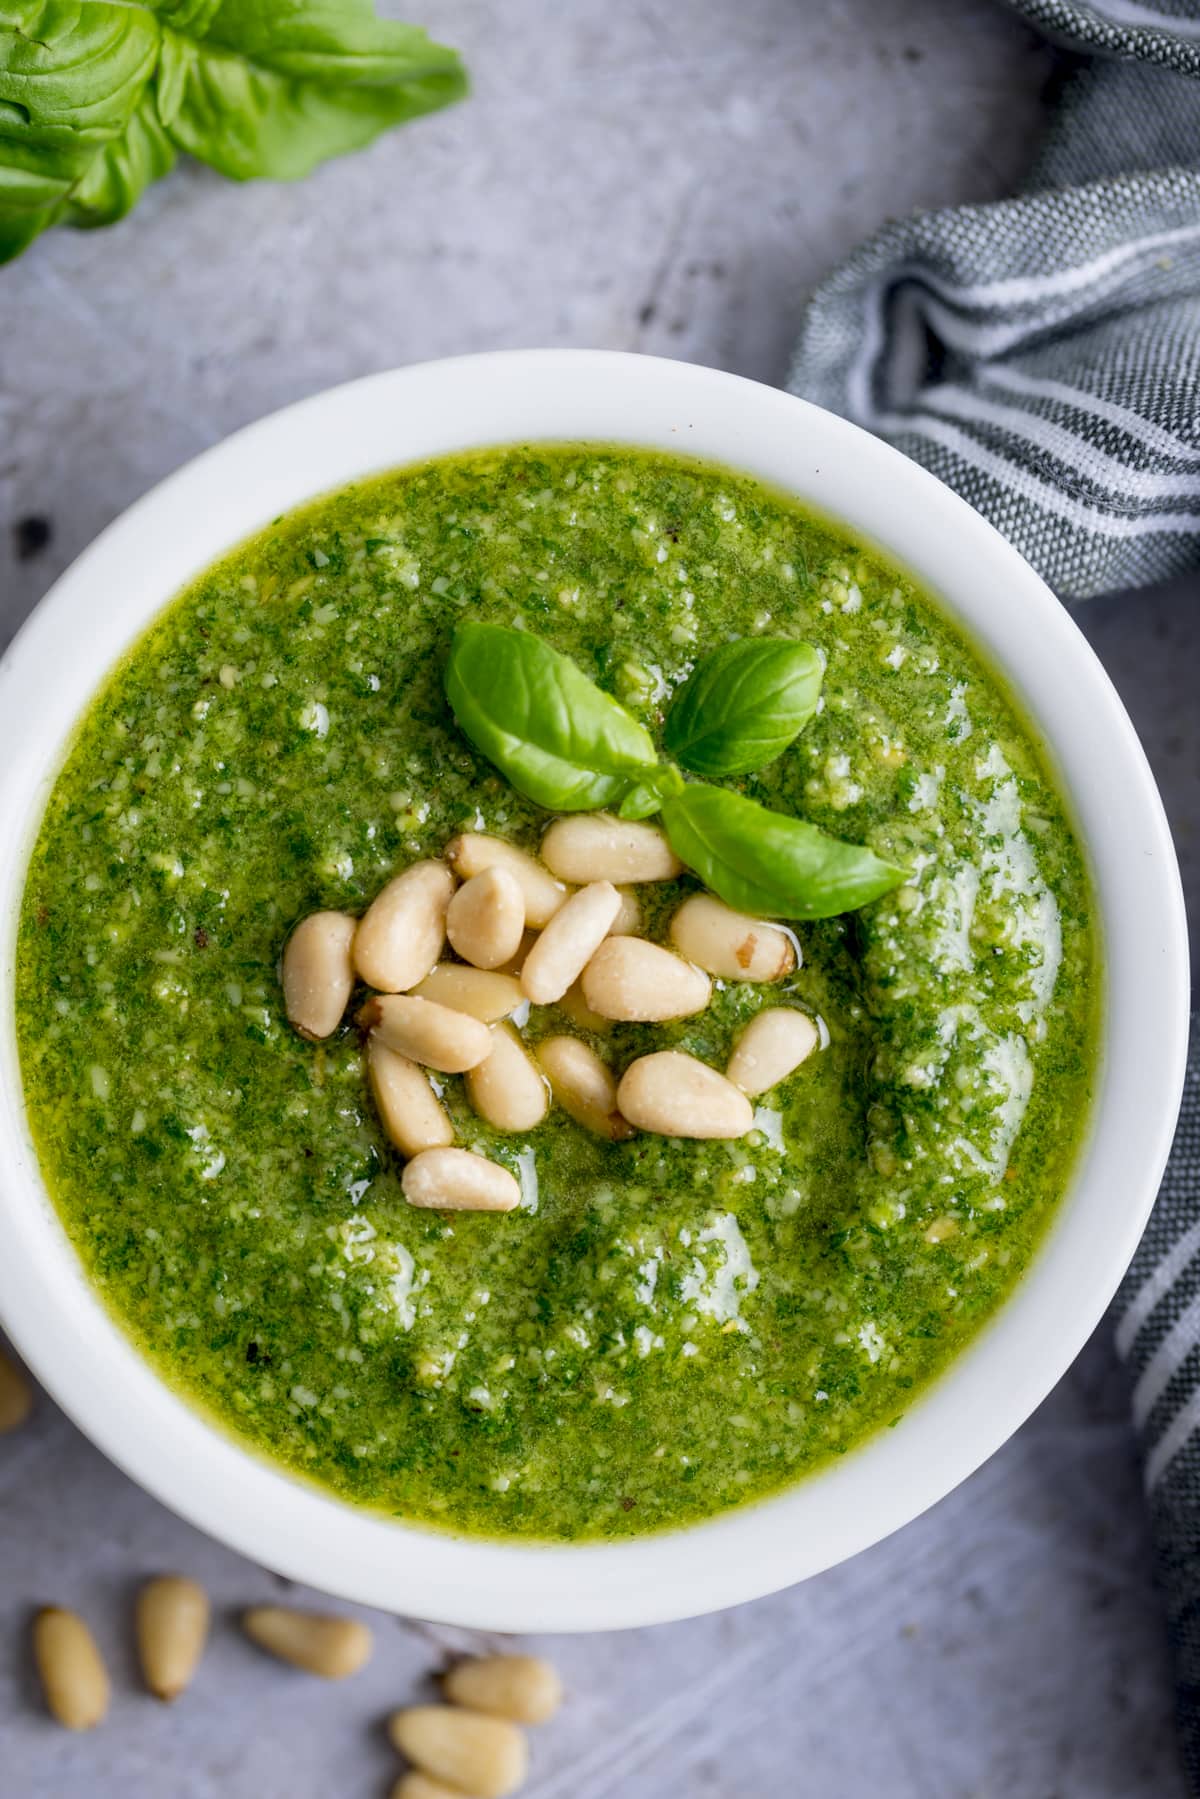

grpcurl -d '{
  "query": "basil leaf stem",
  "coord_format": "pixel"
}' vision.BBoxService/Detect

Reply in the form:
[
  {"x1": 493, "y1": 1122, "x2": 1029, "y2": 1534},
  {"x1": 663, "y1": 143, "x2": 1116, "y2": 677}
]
[
  {"x1": 617, "y1": 765, "x2": 685, "y2": 821},
  {"x1": 664, "y1": 638, "x2": 823, "y2": 777}
]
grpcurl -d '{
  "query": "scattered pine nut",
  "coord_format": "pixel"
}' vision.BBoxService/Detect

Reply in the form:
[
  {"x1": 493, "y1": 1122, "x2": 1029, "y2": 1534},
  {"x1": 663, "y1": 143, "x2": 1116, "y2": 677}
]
[
  {"x1": 447, "y1": 866, "x2": 527, "y2": 970},
  {"x1": 535, "y1": 1037, "x2": 634, "y2": 1141},
  {"x1": 241, "y1": 1607, "x2": 372, "y2": 1679},
  {"x1": 446, "y1": 834, "x2": 568, "y2": 928},
  {"x1": 444, "y1": 1654, "x2": 564, "y2": 1725},
  {"x1": 521, "y1": 881, "x2": 622, "y2": 1006},
  {"x1": 392, "y1": 1775, "x2": 468, "y2": 1799},
  {"x1": 581, "y1": 938, "x2": 710, "y2": 1021},
  {"x1": 402, "y1": 1147, "x2": 522, "y2": 1212},
  {"x1": 367, "y1": 1037, "x2": 455, "y2": 1157},
  {"x1": 389, "y1": 1705, "x2": 529, "y2": 1799},
  {"x1": 541, "y1": 814, "x2": 683, "y2": 884},
  {"x1": 362, "y1": 994, "x2": 492, "y2": 1074},
  {"x1": 354, "y1": 861, "x2": 454, "y2": 993},
  {"x1": 136, "y1": 1575, "x2": 210, "y2": 1702},
  {"x1": 726, "y1": 1008, "x2": 819, "y2": 1096},
  {"x1": 669, "y1": 894, "x2": 795, "y2": 982},
  {"x1": 33, "y1": 1607, "x2": 110, "y2": 1730},
  {"x1": 924, "y1": 1215, "x2": 959, "y2": 1244},
  {"x1": 413, "y1": 963, "x2": 524, "y2": 1023},
  {"x1": 617, "y1": 1051, "x2": 754, "y2": 1139},
  {"x1": 466, "y1": 1023, "x2": 550, "y2": 1132},
  {"x1": 282, "y1": 911, "x2": 358, "y2": 1040},
  {"x1": 0, "y1": 1344, "x2": 33, "y2": 1433}
]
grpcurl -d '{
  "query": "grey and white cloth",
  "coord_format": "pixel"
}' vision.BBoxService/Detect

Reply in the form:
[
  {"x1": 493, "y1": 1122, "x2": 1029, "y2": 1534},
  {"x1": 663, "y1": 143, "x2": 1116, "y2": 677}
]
[
  {"x1": 788, "y1": 2, "x2": 1200, "y2": 1786},
  {"x1": 791, "y1": 7, "x2": 1200, "y2": 603}
]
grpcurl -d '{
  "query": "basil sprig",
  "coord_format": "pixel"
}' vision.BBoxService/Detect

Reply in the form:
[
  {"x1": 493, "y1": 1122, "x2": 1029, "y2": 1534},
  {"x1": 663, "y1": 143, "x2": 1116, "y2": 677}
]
[
  {"x1": 664, "y1": 638, "x2": 823, "y2": 777},
  {"x1": 0, "y1": 0, "x2": 465, "y2": 263},
  {"x1": 444, "y1": 623, "x2": 906, "y2": 920},
  {"x1": 445, "y1": 622, "x2": 658, "y2": 812}
]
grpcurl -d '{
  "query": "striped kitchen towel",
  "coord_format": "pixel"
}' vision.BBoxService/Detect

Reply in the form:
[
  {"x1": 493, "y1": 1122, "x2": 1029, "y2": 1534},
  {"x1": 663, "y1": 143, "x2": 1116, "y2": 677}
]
[
  {"x1": 1116, "y1": 1033, "x2": 1200, "y2": 1769},
  {"x1": 789, "y1": 8, "x2": 1200, "y2": 603},
  {"x1": 788, "y1": 1, "x2": 1200, "y2": 1786}
]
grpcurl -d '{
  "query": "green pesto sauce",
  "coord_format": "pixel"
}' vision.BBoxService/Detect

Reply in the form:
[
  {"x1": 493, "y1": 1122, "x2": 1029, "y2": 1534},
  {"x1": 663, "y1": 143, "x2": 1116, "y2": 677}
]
[{"x1": 16, "y1": 446, "x2": 1097, "y2": 1541}]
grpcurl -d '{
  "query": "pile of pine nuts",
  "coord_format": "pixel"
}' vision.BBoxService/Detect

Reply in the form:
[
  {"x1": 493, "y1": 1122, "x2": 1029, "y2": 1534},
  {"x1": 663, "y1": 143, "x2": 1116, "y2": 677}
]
[
  {"x1": 25, "y1": 1540, "x2": 561, "y2": 1799},
  {"x1": 282, "y1": 813, "x2": 820, "y2": 1212}
]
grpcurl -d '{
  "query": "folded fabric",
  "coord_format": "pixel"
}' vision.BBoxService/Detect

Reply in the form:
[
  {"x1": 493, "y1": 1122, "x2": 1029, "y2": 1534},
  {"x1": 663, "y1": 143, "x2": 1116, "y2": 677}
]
[
  {"x1": 1115, "y1": 1033, "x2": 1200, "y2": 1788},
  {"x1": 790, "y1": 13, "x2": 1200, "y2": 603},
  {"x1": 789, "y1": 2, "x2": 1200, "y2": 1787}
]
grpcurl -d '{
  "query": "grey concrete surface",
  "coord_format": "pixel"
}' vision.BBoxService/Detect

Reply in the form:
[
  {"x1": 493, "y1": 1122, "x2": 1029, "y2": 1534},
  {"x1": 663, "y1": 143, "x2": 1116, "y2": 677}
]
[{"x1": 0, "y1": 1, "x2": 1194, "y2": 1794}]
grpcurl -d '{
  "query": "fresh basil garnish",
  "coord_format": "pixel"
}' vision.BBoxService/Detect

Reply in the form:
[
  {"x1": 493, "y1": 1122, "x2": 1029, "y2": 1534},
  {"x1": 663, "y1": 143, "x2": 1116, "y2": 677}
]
[
  {"x1": 664, "y1": 638, "x2": 824, "y2": 777},
  {"x1": 445, "y1": 623, "x2": 658, "y2": 812},
  {"x1": 0, "y1": 0, "x2": 465, "y2": 263},
  {"x1": 660, "y1": 784, "x2": 906, "y2": 920},
  {"x1": 444, "y1": 622, "x2": 905, "y2": 919}
]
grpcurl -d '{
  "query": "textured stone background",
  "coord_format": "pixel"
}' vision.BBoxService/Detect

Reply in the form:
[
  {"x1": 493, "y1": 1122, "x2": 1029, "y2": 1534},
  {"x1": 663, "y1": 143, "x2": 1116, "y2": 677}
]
[{"x1": 1, "y1": 1, "x2": 1195, "y2": 1793}]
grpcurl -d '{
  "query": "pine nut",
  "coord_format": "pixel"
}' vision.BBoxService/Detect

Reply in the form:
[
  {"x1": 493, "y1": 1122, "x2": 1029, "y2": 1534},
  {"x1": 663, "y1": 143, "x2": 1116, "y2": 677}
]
[
  {"x1": 447, "y1": 867, "x2": 527, "y2": 970},
  {"x1": 521, "y1": 881, "x2": 622, "y2": 1005},
  {"x1": 617, "y1": 1051, "x2": 754, "y2": 1138},
  {"x1": 535, "y1": 1036, "x2": 634, "y2": 1141},
  {"x1": 362, "y1": 994, "x2": 492, "y2": 1073},
  {"x1": 354, "y1": 861, "x2": 454, "y2": 993},
  {"x1": 444, "y1": 1654, "x2": 563, "y2": 1725},
  {"x1": 611, "y1": 887, "x2": 641, "y2": 934},
  {"x1": 242, "y1": 1606, "x2": 372, "y2": 1679},
  {"x1": 446, "y1": 833, "x2": 568, "y2": 927},
  {"x1": 541, "y1": 814, "x2": 683, "y2": 883},
  {"x1": 669, "y1": 894, "x2": 796, "y2": 982},
  {"x1": 402, "y1": 1147, "x2": 522, "y2": 1212},
  {"x1": 0, "y1": 1344, "x2": 33, "y2": 1433},
  {"x1": 392, "y1": 1776, "x2": 466, "y2": 1799},
  {"x1": 727, "y1": 1008, "x2": 819, "y2": 1096},
  {"x1": 557, "y1": 978, "x2": 613, "y2": 1035},
  {"x1": 136, "y1": 1575, "x2": 210, "y2": 1702},
  {"x1": 33, "y1": 1607, "x2": 109, "y2": 1730},
  {"x1": 389, "y1": 1706, "x2": 529, "y2": 1799},
  {"x1": 368, "y1": 1037, "x2": 455, "y2": 1157},
  {"x1": 282, "y1": 911, "x2": 357, "y2": 1040},
  {"x1": 466, "y1": 1023, "x2": 549, "y2": 1131},
  {"x1": 581, "y1": 938, "x2": 710, "y2": 1021},
  {"x1": 413, "y1": 963, "x2": 523, "y2": 1023}
]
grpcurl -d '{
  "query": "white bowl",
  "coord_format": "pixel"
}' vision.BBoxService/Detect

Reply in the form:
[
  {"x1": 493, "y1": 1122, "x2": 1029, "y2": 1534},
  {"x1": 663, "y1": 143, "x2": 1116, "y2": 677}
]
[{"x1": 0, "y1": 352, "x2": 1188, "y2": 1632}]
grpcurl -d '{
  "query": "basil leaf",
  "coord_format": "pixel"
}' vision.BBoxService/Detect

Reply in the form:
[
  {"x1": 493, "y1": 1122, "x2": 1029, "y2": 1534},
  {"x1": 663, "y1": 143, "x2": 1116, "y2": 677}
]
[
  {"x1": 661, "y1": 784, "x2": 906, "y2": 920},
  {"x1": 153, "y1": 1, "x2": 224, "y2": 34},
  {"x1": 617, "y1": 765, "x2": 685, "y2": 821},
  {"x1": 0, "y1": 0, "x2": 464, "y2": 262},
  {"x1": 158, "y1": 1, "x2": 464, "y2": 182},
  {"x1": 664, "y1": 638, "x2": 824, "y2": 777},
  {"x1": 445, "y1": 623, "x2": 659, "y2": 813},
  {"x1": 0, "y1": 1, "x2": 161, "y2": 261},
  {"x1": 64, "y1": 91, "x2": 176, "y2": 228},
  {"x1": 197, "y1": 0, "x2": 451, "y2": 81}
]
